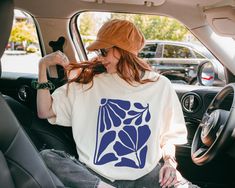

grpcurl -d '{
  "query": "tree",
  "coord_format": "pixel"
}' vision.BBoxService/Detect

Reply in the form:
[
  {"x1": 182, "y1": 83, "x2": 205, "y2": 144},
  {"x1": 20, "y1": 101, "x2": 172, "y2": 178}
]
[
  {"x1": 79, "y1": 13, "x2": 99, "y2": 46},
  {"x1": 110, "y1": 13, "x2": 189, "y2": 41},
  {"x1": 9, "y1": 21, "x2": 37, "y2": 44},
  {"x1": 79, "y1": 13, "x2": 95, "y2": 36}
]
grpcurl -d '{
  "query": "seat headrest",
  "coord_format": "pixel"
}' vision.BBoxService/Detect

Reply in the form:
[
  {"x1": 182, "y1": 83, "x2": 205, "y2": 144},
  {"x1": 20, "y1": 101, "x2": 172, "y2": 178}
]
[{"x1": 0, "y1": 0, "x2": 14, "y2": 58}]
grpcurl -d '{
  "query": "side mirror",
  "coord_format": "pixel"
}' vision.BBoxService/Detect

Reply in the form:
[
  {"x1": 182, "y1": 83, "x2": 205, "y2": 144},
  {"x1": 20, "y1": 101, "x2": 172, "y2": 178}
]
[{"x1": 197, "y1": 60, "x2": 226, "y2": 86}]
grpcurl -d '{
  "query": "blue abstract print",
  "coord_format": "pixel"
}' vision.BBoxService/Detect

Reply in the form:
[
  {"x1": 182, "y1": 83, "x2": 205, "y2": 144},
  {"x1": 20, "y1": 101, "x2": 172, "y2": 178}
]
[{"x1": 93, "y1": 99, "x2": 151, "y2": 169}]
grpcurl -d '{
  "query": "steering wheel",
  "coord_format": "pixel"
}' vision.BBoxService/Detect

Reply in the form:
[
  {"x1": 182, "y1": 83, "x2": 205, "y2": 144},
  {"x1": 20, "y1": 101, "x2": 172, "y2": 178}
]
[{"x1": 191, "y1": 83, "x2": 235, "y2": 165}]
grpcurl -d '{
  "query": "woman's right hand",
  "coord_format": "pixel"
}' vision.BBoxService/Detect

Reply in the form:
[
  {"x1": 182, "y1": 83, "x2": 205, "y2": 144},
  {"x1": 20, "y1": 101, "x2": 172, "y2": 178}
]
[
  {"x1": 37, "y1": 51, "x2": 69, "y2": 119},
  {"x1": 39, "y1": 51, "x2": 70, "y2": 68}
]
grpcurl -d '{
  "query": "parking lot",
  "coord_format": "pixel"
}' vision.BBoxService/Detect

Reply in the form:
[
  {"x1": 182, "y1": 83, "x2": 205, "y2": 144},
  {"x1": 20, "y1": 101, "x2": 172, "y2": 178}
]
[{"x1": 1, "y1": 51, "x2": 41, "y2": 74}]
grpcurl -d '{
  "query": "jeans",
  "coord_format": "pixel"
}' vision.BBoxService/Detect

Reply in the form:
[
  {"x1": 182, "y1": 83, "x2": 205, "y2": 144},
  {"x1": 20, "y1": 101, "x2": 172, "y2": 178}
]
[{"x1": 40, "y1": 149, "x2": 200, "y2": 188}]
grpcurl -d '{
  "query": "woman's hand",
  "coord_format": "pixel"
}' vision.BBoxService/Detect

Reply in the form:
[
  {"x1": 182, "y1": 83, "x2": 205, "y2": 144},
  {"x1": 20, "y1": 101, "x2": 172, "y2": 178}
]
[
  {"x1": 37, "y1": 51, "x2": 69, "y2": 119},
  {"x1": 39, "y1": 51, "x2": 70, "y2": 68},
  {"x1": 159, "y1": 161, "x2": 183, "y2": 188}
]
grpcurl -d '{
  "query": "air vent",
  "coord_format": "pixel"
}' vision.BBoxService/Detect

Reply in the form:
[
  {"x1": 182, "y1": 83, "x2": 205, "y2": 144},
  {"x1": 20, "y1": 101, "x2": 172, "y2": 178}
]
[{"x1": 181, "y1": 92, "x2": 202, "y2": 113}]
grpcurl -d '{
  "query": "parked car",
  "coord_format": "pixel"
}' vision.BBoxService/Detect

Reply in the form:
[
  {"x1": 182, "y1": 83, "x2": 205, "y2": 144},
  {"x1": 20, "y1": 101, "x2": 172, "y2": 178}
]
[
  {"x1": 1, "y1": 0, "x2": 235, "y2": 188},
  {"x1": 138, "y1": 40, "x2": 226, "y2": 85}
]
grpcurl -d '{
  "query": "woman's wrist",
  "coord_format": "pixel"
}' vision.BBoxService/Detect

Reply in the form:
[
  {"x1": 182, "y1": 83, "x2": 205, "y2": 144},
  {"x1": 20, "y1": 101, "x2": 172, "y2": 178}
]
[
  {"x1": 163, "y1": 155, "x2": 177, "y2": 168},
  {"x1": 38, "y1": 62, "x2": 48, "y2": 83}
]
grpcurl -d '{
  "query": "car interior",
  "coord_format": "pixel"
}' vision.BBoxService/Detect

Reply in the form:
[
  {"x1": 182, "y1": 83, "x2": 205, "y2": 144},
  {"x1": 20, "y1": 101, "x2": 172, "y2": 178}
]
[{"x1": 1, "y1": 0, "x2": 235, "y2": 187}]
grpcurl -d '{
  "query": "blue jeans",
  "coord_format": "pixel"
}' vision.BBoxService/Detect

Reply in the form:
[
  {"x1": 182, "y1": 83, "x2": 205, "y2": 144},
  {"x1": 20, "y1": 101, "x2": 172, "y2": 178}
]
[{"x1": 40, "y1": 149, "x2": 199, "y2": 188}]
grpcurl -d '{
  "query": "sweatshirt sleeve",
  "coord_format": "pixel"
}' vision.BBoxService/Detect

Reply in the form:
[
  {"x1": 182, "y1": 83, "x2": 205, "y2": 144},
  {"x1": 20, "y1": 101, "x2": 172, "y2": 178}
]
[
  {"x1": 47, "y1": 84, "x2": 73, "y2": 127},
  {"x1": 160, "y1": 79, "x2": 188, "y2": 149}
]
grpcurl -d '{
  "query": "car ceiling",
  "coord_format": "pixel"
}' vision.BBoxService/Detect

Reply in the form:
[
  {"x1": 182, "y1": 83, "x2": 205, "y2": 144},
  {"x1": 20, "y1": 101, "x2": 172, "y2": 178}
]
[
  {"x1": 14, "y1": 0, "x2": 235, "y2": 74},
  {"x1": 14, "y1": 0, "x2": 231, "y2": 28}
]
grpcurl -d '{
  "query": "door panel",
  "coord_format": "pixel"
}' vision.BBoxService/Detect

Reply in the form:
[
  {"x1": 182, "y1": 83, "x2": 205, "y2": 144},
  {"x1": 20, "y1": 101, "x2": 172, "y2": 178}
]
[{"x1": 0, "y1": 72, "x2": 38, "y2": 111}]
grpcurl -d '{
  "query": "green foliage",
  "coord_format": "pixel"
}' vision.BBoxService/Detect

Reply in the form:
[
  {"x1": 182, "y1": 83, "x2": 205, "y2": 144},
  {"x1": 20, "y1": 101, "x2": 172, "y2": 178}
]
[
  {"x1": 79, "y1": 13, "x2": 95, "y2": 36},
  {"x1": 110, "y1": 13, "x2": 189, "y2": 41},
  {"x1": 78, "y1": 12, "x2": 194, "y2": 47},
  {"x1": 26, "y1": 45, "x2": 38, "y2": 53},
  {"x1": 9, "y1": 21, "x2": 37, "y2": 44}
]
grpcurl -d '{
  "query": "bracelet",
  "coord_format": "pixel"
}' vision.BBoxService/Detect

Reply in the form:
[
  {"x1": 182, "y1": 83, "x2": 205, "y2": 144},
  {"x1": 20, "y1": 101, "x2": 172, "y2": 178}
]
[{"x1": 31, "y1": 80, "x2": 55, "y2": 90}]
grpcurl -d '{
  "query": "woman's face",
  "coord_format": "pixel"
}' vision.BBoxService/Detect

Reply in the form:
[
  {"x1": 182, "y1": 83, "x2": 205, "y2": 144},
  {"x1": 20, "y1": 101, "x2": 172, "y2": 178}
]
[{"x1": 99, "y1": 47, "x2": 121, "y2": 74}]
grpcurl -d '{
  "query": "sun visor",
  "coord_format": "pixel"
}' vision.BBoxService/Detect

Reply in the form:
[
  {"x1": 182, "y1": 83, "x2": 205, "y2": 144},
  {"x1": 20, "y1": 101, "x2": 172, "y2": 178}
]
[
  {"x1": 80, "y1": 0, "x2": 166, "y2": 7},
  {"x1": 204, "y1": 6, "x2": 235, "y2": 37}
]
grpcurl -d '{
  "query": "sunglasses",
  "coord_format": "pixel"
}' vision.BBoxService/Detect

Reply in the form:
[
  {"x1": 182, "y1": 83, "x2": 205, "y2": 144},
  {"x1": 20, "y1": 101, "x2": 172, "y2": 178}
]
[{"x1": 96, "y1": 48, "x2": 109, "y2": 57}]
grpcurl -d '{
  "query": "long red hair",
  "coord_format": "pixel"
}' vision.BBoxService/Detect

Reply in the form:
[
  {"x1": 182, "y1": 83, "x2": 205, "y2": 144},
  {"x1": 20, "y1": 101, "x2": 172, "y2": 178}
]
[{"x1": 66, "y1": 47, "x2": 156, "y2": 87}]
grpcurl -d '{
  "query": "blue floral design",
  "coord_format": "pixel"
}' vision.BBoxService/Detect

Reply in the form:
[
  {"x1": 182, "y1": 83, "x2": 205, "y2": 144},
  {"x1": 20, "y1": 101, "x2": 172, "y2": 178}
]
[
  {"x1": 99, "y1": 99, "x2": 131, "y2": 132},
  {"x1": 123, "y1": 103, "x2": 151, "y2": 125},
  {"x1": 113, "y1": 125, "x2": 150, "y2": 168},
  {"x1": 94, "y1": 98, "x2": 151, "y2": 168}
]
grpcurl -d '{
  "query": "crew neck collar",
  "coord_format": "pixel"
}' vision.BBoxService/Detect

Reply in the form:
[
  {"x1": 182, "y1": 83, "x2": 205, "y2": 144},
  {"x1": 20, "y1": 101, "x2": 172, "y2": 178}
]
[{"x1": 109, "y1": 71, "x2": 150, "y2": 90}]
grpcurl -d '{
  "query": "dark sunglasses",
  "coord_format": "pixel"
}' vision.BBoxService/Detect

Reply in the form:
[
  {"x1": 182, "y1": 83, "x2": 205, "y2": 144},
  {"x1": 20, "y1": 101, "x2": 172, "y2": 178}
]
[{"x1": 96, "y1": 48, "x2": 109, "y2": 57}]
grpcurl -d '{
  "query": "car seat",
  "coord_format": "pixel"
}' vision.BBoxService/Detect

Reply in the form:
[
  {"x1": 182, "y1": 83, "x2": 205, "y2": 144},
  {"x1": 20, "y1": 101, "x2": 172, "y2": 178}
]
[{"x1": 0, "y1": 0, "x2": 63, "y2": 187}]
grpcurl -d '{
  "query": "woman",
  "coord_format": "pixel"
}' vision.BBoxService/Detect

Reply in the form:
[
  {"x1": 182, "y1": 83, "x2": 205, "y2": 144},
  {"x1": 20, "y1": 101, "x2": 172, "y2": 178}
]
[{"x1": 37, "y1": 19, "x2": 198, "y2": 188}]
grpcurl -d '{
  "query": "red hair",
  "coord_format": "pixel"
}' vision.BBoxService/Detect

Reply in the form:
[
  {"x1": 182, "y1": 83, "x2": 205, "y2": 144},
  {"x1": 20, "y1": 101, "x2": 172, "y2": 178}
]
[{"x1": 66, "y1": 47, "x2": 156, "y2": 87}]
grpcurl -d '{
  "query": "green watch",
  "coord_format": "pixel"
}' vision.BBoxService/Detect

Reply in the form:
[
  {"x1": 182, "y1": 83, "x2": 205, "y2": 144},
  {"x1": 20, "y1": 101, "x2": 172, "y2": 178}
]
[{"x1": 31, "y1": 80, "x2": 55, "y2": 90}]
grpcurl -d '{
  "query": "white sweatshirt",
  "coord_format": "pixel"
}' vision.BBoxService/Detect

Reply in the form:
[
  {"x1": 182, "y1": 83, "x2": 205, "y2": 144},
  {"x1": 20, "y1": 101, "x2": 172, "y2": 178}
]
[{"x1": 48, "y1": 71, "x2": 187, "y2": 181}]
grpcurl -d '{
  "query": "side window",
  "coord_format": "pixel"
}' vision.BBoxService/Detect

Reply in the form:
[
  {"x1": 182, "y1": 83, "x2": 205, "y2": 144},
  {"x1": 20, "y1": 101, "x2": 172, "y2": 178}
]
[
  {"x1": 163, "y1": 45, "x2": 193, "y2": 58},
  {"x1": 2, "y1": 10, "x2": 41, "y2": 76},
  {"x1": 138, "y1": 44, "x2": 157, "y2": 58},
  {"x1": 163, "y1": 45, "x2": 175, "y2": 58},
  {"x1": 74, "y1": 12, "x2": 226, "y2": 87}
]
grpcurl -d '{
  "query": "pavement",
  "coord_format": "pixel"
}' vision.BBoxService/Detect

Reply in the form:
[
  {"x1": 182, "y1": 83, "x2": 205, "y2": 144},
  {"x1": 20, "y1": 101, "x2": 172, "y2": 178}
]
[{"x1": 1, "y1": 51, "x2": 41, "y2": 74}]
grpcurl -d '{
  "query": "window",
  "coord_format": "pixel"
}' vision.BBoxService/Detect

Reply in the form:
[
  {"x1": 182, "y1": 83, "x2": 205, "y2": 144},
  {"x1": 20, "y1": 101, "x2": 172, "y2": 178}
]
[
  {"x1": 74, "y1": 12, "x2": 225, "y2": 86},
  {"x1": 2, "y1": 10, "x2": 41, "y2": 76},
  {"x1": 138, "y1": 44, "x2": 157, "y2": 58},
  {"x1": 163, "y1": 45, "x2": 193, "y2": 58}
]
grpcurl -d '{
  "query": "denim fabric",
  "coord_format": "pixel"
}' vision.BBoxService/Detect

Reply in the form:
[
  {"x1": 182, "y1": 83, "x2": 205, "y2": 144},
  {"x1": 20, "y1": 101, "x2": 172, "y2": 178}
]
[
  {"x1": 40, "y1": 149, "x2": 100, "y2": 188},
  {"x1": 40, "y1": 149, "x2": 200, "y2": 188}
]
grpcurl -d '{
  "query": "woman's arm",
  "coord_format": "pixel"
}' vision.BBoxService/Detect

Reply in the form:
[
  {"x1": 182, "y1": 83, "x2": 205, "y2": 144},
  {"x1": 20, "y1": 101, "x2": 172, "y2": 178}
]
[{"x1": 36, "y1": 51, "x2": 70, "y2": 119}]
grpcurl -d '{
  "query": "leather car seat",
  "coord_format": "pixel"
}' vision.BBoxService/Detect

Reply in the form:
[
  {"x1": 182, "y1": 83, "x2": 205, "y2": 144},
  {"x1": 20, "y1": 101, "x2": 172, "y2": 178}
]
[
  {"x1": 0, "y1": 0, "x2": 63, "y2": 187},
  {"x1": 4, "y1": 95, "x2": 78, "y2": 158}
]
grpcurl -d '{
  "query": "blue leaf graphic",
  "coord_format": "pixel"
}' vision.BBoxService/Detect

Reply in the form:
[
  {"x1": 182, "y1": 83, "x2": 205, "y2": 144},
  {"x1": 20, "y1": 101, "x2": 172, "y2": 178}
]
[
  {"x1": 128, "y1": 110, "x2": 139, "y2": 115},
  {"x1": 145, "y1": 110, "x2": 151, "y2": 122},
  {"x1": 95, "y1": 99, "x2": 151, "y2": 168},
  {"x1": 137, "y1": 125, "x2": 151, "y2": 150},
  {"x1": 107, "y1": 105, "x2": 121, "y2": 127},
  {"x1": 123, "y1": 118, "x2": 132, "y2": 125},
  {"x1": 135, "y1": 115, "x2": 142, "y2": 125},
  {"x1": 104, "y1": 107, "x2": 111, "y2": 130},
  {"x1": 95, "y1": 153, "x2": 118, "y2": 165},
  {"x1": 109, "y1": 102, "x2": 126, "y2": 119},
  {"x1": 97, "y1": 131, "x2": 116, "y2": 158},
  {"x1": 99, "y1": 107, "x2": 105, "y2": 132},
  {"x1": 109, "y1": 99, "x2": 131, "y2": 110},
  {"x1": 139, "y1": 145, "x2": 148, "y2": 168},
  {"x1": 123, "y1": 126, "x2": 137, "y2": 147},
  {"x1": 113, "y1": 141, "x2": 134, "y2": 156},
  {"x1": 134, "y1": 103, "x2": 144, "y2": 109},
  {"x1": 115, "y1": 157, "x2": 139, "y2": 168},
  {"x1": 118, "y1": 129, "x2": 135, "y2": 150}
]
